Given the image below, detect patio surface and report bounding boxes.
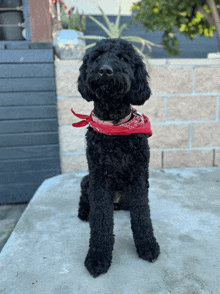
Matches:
[0,167,220,294]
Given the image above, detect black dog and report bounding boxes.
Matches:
[74,38,160,277]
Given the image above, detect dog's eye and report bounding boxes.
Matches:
[91,57,97,62]
[90,55,99,62]
[118,55,128,62]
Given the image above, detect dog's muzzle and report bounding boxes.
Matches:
[86,64,131,98]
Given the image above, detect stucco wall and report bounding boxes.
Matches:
[55,58,220,172]
[63,0,134,15]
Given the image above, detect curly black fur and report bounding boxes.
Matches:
[77,38,160,278]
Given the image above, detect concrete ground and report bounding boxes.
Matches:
[0,167,220,294]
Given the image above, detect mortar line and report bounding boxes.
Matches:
[164,96,168,122]
[161,150,164,169]
[150,147,220,151]
[151,120,217,125]
[57,96,82,99]
[56,66,80,69]
[151,93,219,97]
[216,96,220,121]
[192,66,195,93]
[57,94,220,99]
[213,149,216,166]
[189,123,193,148]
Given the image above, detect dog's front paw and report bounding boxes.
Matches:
[85,249,112,278]
[137,239,160,263]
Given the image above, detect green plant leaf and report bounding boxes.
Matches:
[61,11,69,29]
[77,5,162,58]
[132,44,151,67]
[84,43,97,50]
[98,6,113,31]
[121,36,150,52]
[81,15,86,32]
[96,6,124,38]
[88,16,111,37]
[118,23,127,35]
[122,35,163,52]
[78,35,107,40]
[108,26,120,38]
[69,10,81,30]
[115,6,121,31]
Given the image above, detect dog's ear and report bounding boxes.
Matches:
[78,54,96,102]
[128,58,151,105]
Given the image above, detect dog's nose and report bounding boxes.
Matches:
[99,65,113,77]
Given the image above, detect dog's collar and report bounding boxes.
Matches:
[91,110,132,126]
[71,107,153,137]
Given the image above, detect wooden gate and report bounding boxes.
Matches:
[0,0,61,204]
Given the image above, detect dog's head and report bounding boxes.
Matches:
[78,38,151,105]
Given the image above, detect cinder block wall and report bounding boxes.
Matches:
[55,58,220,173]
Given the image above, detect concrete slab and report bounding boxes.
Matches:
[0,167,220,294]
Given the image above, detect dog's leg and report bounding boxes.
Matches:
[85,181,115,278]
[78,175,90,222]
[129,180,160,262]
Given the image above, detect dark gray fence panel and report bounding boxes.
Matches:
[0,63,55,78]
[0,44,60,204]
[0,105,58,120]
[0,119,58,134]
[0,167,60,203]
[1,132,59,147]
[0,145,60,160]
[0,77,56,92]
[0,169,60,185]
[0,92,57,106]
[0,49,54,63]
[0,183,42,203]
[0,157,61,173]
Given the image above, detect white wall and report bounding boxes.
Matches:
[64,0,134,15]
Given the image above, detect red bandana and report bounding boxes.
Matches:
[71,107,152,137]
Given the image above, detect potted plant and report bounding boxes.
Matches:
[49,0,86,59]
[78,6,163,66]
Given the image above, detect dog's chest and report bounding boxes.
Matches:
[86,129,149,181]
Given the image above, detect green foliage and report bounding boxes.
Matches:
[60,7,69,29]
[61,6,86,32]
[130,0,219,56]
